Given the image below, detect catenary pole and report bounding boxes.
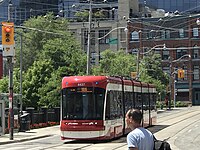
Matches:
[20,34,22,112]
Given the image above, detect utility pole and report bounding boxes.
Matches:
[87,0,92,75]
[8,0,14,140]
[86,0,92,75]
[136,31,142,80]
[169,57,172,110]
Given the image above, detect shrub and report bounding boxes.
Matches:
[175,101,188,107]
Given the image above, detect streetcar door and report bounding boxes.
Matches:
[0,100,5,135]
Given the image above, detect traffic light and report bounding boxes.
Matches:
[2,22,14,45]
[131,72,137,79]
[178,69,184,78]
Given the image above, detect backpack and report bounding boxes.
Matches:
[153,135,171,150]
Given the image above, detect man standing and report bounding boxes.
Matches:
[126,109,154,150]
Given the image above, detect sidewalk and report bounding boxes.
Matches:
[0,125,60,145]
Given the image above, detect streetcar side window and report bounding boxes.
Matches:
[105,91,111,120]
[143,93,148,110]
[124,92,134,113]
[135,93,142,109]
[151,93,157,110]
[105,90,123,120]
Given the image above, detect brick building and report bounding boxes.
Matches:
[127,14,200,105]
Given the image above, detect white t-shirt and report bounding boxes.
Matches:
[127,127,154,150]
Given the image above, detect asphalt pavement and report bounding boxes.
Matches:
[0,108,169,145]
[0,107,193,150]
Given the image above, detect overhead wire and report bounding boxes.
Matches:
[2,1,200,44]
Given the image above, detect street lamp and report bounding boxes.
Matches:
[98,26,129,57]
[169,54,191,109]
[171,54,191,63]
[124,27,128,53]
[196,18,200,25]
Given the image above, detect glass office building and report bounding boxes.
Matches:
[0,0,59,26]
[139,0,200,13]
[0,0,59,43]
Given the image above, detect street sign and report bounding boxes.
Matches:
[2,44,15,57]
[109,38,118,44]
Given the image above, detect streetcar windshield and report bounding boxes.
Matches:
[62,87,105,120]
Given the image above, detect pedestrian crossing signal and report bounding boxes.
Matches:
[178,69,184,78]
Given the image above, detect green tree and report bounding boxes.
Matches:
[0,68,25,95]
[92,50,136,76]
[91,50,168,94]
[0,77,8,93]
[11,12,87,108]
[22,60,54,108]
[39,38,86,75]
[38,67,66,108]
[139,54,169,93]
[15,12,71,72]
[74,10,106,22]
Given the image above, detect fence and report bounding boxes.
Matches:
[4,107,60,132]
[26,107,60,126]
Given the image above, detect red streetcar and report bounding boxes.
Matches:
[60,76,157,140]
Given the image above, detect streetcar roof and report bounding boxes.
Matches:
[62,76,156,90]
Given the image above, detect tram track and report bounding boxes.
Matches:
[157,109,199,124]
[154,107,200,140]
[157,109,189,119]
[59,108,200,150]
[44,107,200,150]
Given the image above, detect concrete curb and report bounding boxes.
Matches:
[0,134,53,145]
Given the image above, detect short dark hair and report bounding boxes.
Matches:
[127,109,143,124]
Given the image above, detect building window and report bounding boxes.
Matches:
[193,47,199,59]
[162,66,170,75]
[179,28,184,38]
[193,28,199,37]
[99,30,109,44]
[183,66,187,81]
[84,31,88,45]
[166,30,170,38]
[176,48,187,59]
[91,30,95,45]
[161,30,165,39]
[193,65,199,80]
[83,30,95,45]
[154,48,161,55]
[162,50,169,60]
[91,52,96,65]
[131,31,139,41]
